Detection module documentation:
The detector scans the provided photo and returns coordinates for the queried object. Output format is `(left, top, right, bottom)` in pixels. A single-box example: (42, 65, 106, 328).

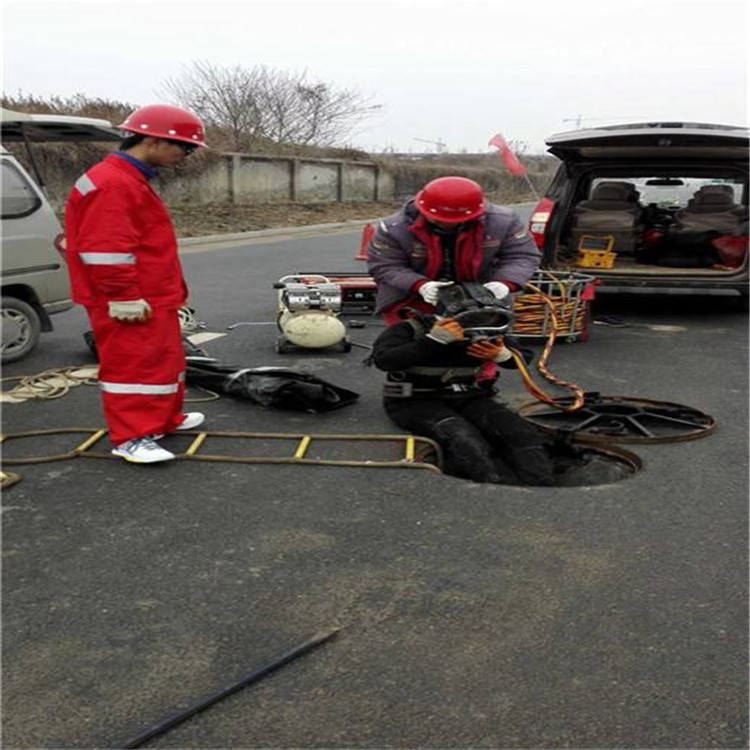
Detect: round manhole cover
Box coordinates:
(519, 394, 716, 444)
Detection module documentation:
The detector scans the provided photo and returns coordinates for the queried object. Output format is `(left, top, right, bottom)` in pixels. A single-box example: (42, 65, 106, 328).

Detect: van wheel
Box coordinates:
(1, 296, 41, 363)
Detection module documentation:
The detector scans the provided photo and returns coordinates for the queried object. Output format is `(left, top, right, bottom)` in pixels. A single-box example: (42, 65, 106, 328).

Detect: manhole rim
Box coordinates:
(518, 394, 717, 444)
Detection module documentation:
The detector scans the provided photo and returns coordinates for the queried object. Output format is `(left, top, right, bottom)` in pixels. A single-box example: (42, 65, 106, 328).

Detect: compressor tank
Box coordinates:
(278, 309, 347, 349)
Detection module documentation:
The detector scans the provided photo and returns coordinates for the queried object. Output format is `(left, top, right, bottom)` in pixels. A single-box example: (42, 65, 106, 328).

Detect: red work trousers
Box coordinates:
(86, 307, 186, 446)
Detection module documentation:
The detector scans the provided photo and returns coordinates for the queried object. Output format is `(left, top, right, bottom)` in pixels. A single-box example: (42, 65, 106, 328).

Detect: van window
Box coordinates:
(1, 160, 42, 219)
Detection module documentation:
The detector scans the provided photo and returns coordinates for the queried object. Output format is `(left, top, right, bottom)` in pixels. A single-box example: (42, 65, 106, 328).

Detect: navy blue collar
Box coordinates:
(114, 151, 159, 181)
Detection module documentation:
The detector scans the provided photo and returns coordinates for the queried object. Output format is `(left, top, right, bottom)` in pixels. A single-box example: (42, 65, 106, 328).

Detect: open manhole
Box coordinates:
(439, 440, 642, 487)
(550, 441, 642, 486)
(519, 393, 716, 444)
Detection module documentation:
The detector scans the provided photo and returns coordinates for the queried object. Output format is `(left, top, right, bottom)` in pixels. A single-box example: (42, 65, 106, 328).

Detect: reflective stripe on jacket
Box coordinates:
(65, 155, 188, 308)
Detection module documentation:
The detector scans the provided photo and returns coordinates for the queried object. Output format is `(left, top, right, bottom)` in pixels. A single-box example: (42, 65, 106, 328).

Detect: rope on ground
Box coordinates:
(185, 385, 221, 403)
(0, 366, 220, 404)
(0, 366, 100, 403)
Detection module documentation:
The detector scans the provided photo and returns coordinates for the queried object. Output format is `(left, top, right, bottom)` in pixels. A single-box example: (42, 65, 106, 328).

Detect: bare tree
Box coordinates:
(159, 62, 381, 149)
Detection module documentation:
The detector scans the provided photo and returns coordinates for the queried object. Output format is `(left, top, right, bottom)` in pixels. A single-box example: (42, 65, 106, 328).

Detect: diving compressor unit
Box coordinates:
(274, 274, 351, 354)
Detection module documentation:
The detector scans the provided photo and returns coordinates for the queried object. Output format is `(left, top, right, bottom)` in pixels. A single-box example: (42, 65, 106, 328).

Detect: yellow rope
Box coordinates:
(508, 277, 587, 412)
(512, 271, 588, 337)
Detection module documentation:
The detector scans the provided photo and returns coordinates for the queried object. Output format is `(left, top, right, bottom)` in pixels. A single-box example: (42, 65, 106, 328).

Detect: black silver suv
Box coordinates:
(529, 122, 749, 300)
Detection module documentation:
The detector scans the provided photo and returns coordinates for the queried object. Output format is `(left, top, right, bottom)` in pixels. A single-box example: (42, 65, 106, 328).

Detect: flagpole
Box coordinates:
(522, 173, 540, 202)
(488, 132, 540, 202)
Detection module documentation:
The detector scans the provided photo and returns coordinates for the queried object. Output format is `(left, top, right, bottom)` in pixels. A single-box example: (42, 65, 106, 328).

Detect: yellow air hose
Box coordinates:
(507, 277, 587, 413)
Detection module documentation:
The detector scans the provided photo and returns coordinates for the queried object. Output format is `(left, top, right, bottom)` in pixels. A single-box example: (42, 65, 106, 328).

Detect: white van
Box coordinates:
(1, 108, 121, 362)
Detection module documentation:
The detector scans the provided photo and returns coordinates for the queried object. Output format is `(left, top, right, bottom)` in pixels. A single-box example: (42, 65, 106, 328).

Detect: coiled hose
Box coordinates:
(508, 279, 587, 413)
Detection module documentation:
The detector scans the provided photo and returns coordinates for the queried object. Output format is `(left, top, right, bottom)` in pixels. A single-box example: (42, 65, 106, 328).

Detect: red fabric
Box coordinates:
(381, 298, 436, 326)
(488, 133, 528, 177)
(644, 230, 666, 245)
(498, 280, 520, 292)
(476, 361, 498, 383)
(87, 307, 186, 446)
(581, 282, 598, 301)
(66, 155, 188, 309)
(384, 217, 510, 324)
(408, 215, 485, 282)
(712, 235, 748, 268)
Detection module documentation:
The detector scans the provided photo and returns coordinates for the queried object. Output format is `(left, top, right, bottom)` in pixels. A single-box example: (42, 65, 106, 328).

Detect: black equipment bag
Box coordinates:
(185, 359, 359, 413)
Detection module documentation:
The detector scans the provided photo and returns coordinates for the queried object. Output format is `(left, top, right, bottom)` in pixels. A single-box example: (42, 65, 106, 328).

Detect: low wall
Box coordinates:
(158, 153, 395, 205)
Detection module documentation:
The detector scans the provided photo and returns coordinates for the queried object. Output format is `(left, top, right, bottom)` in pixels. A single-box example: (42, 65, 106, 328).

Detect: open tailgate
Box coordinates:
(1, 108, 121, 142)
(546, 122, 749, 161)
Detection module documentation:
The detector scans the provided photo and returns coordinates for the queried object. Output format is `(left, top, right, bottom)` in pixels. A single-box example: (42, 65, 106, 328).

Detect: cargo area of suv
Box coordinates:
(529, 122, 749, 297)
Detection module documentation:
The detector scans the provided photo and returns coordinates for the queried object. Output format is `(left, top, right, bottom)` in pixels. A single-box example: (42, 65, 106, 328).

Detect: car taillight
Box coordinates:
(528, 197, 556, 250)
(54, 234, 67, 262)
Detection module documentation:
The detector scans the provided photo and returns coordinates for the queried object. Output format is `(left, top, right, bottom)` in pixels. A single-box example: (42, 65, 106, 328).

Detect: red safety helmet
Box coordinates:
(415, 177, 486, 224)
(119, 105, 207, 147)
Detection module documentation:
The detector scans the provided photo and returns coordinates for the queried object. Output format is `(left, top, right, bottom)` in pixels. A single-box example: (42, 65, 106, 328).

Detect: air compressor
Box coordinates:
(274, 274, 351, 354)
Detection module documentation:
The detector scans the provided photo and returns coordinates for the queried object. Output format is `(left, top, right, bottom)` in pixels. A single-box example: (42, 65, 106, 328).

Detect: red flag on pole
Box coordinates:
(488, 133, 528, 177)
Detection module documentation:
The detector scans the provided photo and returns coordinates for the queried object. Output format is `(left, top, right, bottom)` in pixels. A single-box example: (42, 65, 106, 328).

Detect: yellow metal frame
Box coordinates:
(0, 428, 443, 474)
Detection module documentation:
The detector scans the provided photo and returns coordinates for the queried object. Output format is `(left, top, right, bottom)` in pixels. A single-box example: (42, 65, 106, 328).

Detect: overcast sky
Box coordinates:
(3, 0, 748, 155)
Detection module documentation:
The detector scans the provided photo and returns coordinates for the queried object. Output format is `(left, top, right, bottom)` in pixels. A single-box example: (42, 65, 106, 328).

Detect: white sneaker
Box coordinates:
(151, 413, 205, 440)
(177, 412, 205, 430)
(111, 437, 175, 464)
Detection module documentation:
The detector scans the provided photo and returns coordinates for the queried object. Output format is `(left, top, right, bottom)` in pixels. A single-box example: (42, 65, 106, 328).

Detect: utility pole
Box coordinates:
(563, 114, 586, 129)
(414, 137, 447, 154)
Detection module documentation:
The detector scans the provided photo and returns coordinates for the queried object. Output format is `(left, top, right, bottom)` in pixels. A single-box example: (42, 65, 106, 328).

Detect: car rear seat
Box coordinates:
(671, 185, 747, 236)
(569, 181, 643, 256)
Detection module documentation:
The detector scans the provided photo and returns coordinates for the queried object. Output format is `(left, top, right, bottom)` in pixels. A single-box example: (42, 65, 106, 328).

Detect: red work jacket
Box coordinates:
(65, 154, 188, 309)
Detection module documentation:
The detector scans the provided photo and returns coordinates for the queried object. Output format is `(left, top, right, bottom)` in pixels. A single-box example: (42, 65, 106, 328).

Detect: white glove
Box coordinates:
(418, 280, 453, 305)
(483, 281, 511, 301)
(108, 298, 152, 322)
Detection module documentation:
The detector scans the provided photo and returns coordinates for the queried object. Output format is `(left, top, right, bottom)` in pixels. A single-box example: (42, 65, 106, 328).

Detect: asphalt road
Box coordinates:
(2, 212, 748, 749)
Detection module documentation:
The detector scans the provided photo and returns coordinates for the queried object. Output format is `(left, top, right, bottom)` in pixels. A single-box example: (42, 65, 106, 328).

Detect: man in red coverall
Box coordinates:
(66, 105, 207, 463)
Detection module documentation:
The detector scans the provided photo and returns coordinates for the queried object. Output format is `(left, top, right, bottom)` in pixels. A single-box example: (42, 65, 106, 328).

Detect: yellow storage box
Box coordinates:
(577, 234, 617, 269)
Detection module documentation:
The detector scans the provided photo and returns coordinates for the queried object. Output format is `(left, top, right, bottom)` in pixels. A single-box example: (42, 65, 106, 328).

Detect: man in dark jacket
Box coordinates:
(370, 286, 556, 486)
(367, 176, 541, 324)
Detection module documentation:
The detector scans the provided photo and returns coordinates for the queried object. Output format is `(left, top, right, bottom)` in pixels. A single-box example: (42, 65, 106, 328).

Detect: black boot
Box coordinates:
(432, 417, 506, 483)
(507, 445, 557, 486)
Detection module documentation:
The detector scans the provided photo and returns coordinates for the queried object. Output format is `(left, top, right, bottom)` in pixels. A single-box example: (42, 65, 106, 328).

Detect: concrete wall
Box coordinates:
(232, 156, 291, 203)
(158, 160, 229, 204)
(160, 153, 394, 205)
(297, 161, 340, 202)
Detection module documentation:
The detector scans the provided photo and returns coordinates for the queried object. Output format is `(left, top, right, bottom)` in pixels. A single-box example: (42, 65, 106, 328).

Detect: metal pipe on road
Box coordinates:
(114, 628, 340, 749)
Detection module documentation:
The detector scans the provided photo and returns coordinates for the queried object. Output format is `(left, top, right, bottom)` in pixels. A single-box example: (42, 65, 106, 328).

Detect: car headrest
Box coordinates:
(691, 190, 736, 207)
(590, 182, 639, 202)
